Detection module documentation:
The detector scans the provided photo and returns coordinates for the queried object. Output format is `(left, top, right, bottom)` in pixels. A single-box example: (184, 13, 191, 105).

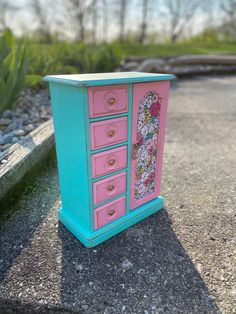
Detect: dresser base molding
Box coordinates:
(59, 196, 164, 247)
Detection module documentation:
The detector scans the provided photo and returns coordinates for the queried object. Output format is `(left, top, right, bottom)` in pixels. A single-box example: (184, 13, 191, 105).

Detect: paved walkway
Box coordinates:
(0, 76, 236, 313)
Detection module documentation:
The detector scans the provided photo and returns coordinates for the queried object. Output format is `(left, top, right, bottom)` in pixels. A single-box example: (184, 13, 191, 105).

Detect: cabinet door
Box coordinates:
(130, 81, 170, 210)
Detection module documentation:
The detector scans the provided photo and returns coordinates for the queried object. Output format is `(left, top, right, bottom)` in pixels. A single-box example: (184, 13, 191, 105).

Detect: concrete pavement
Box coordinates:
(0, 76, 236, 313)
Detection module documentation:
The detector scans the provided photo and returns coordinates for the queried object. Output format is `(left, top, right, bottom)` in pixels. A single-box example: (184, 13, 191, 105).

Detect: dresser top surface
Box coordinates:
(44, 72, 175, 87)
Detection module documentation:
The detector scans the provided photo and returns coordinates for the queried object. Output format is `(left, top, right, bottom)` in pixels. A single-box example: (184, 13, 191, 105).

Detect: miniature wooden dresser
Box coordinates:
(44, 72, 174, 247)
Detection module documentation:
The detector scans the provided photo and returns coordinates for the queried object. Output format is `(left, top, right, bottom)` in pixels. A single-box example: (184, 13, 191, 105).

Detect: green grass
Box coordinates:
(119, 41, 236, 58)
(27, 42, 121, 76)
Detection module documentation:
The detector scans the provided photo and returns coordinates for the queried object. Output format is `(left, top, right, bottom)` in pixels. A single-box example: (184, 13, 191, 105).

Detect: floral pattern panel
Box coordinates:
(134, 91, 161, 200)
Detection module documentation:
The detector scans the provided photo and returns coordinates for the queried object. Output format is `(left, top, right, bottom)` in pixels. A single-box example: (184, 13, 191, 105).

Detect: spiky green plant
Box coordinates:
(0, 29, 41, 113)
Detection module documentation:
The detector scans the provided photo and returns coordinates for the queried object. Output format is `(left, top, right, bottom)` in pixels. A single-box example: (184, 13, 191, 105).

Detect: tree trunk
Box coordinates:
(91, 0, 97, 43)
(139, 0, 148, 44)
(119, 0, 127, 43)
(102, 0, 108, 42)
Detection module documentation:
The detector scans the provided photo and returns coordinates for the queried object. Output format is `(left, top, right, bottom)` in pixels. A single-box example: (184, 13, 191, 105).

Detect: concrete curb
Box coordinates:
(0, 119, 54, 199)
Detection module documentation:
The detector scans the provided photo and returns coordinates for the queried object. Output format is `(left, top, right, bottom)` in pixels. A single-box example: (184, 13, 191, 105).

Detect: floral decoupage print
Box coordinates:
(134, 91, 161, 200)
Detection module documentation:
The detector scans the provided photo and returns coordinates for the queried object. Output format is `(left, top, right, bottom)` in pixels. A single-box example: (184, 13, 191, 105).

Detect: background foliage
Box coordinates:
(0, 0, 235, 112)
(0, 29, 40, 113)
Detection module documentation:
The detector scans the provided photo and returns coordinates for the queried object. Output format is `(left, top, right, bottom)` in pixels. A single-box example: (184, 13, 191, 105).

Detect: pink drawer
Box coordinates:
(93, 172, 127, 205)
(90, 117, 127, 150)
(92, 145, 127, 178)
(88, 84, 128, 118)
(94, 196, 126, 229)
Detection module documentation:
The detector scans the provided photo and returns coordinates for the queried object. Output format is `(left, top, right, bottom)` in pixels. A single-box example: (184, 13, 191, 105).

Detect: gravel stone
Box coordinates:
(1, 143, 11, 151)
(24, 124, 34, 133)
(5, 122, 18, 132)
(122, 258, 134, 270)
(0, 118, 11, 126)
(12, 129, 25, 137)
(2, 133, 13, 144)
(0, 88, 51, 155)
(11, 137, 19, 144)
(81, 304, 89, 310)
(15, 118, 22, 125)
(2, 110, 13, 119)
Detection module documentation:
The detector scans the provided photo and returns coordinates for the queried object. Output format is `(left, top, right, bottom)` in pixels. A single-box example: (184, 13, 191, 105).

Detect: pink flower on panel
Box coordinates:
(149, 102, 160, 117)
(149, 172, 155, 181)
(137, 133, 144, 145)
(148, 147, 154, 155)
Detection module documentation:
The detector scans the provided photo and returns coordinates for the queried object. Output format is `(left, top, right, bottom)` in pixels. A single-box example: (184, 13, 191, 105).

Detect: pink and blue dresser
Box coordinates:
(44, 72, 174, 247)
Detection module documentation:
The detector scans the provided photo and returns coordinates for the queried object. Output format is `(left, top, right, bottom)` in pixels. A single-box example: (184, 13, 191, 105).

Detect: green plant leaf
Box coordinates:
(3, 28, 15, 48)
(0, 30, 39, 113)
(26, 74, 42, 86)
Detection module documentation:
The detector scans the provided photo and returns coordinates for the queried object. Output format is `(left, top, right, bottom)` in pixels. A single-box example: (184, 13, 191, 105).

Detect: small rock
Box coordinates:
(75, 264, 83, 271)
(12, 137, 19, 144)
(5, 122, 18, 132)
(30, 111, 40, 120)
(40, 114, 49, 121)
(1, 143, 11, 151)
(17, 119, 23, 128)
(196, 263, 202, 272)
(2, 110, 13, 119)
(13, 129, 25, 137)
(22, 119, 31, 126)
(24, 124, 34, 133)
(22, 113, 29, 119)
(122, 258, 133, 270)
(2, 133, 13, 144)
(0, 118, 11, 126)
(137, 268, 145, 274)
(16, 107, 21, 113)
(34, 101, 41, 107)
(21, 113, 30, 125)
(230, 289, 236, 297)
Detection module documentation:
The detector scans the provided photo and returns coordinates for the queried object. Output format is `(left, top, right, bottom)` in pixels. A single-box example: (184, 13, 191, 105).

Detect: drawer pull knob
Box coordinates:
(108, 129, 115, 137)
(107, 184, 115, 191)
(109, 209, 115, 216)
(109, 97, 116, 106)
(108, 159, 115, 166)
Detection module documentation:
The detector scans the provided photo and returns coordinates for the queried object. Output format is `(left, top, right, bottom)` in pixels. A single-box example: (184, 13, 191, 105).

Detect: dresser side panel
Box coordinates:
(49, 83, 91, 232)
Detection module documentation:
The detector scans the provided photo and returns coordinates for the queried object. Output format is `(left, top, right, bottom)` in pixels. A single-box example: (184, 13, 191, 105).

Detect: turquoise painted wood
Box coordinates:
(44, 72, 174, 247)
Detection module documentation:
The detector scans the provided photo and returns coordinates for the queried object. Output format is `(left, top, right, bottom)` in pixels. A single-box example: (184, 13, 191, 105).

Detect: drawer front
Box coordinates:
(88, 84, 128, 118)
(94, 196, 126, 229)
(92, 145, 127, 178)
(90, 117, 128, 150)
(93, 172, 127, 205)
